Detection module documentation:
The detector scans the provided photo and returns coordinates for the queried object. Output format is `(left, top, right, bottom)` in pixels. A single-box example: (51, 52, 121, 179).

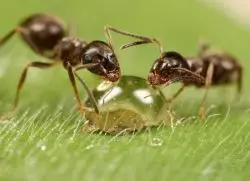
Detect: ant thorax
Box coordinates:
(186, 51, 241, 86)
(53, 37, 88, 66)
(203, 51, 241, 85)
(186, 57, 205, 76)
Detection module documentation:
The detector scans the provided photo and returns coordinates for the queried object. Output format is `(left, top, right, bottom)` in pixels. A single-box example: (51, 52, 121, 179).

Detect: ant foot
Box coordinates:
(0, 108, 17, 121)
(166, 97, 174, 104)
(198, 107, 206, 121)
(77, 104, 86, 117)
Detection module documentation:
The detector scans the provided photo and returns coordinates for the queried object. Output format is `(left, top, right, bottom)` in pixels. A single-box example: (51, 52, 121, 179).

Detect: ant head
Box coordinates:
(81, 41, 120, 82)
(148, 51, 190, 85)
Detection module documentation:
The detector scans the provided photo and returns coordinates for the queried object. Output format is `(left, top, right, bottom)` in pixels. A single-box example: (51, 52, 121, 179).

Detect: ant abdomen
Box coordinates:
(18, 13, 68, 54)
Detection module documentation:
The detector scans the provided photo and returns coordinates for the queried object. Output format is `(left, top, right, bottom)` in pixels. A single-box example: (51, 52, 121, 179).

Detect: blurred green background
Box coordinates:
(0, 0, 250, 180)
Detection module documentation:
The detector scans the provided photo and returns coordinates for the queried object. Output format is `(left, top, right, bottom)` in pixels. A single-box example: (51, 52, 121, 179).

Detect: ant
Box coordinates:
(105, 26, 242, 119)
(0, 13, 122, 118)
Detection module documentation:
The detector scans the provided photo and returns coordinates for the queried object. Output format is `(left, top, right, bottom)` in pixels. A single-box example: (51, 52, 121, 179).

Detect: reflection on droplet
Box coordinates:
(133, 89, 153, 104)
(99, 87, 122, 105)
(40, 145, 47, 151)
(150, 138, 163, 147)
(96, 81, 113, 91)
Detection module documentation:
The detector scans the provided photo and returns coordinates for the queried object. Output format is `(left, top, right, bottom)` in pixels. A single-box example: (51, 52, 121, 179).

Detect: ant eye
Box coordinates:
(107, 53, 115, 61)
(103, 54, 117, 71)
(84, 54, 92, 63)
(171, 59, 179, 67)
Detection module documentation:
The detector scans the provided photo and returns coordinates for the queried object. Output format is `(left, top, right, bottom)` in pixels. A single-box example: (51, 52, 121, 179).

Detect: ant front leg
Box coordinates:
(74, 65, 99, 114)
(165, 67, 206, 106)
(198, 63, 214, 121)
(65, 63, 99, 115)
(166, 84, 186, 104)
(164, 84, 186, 119)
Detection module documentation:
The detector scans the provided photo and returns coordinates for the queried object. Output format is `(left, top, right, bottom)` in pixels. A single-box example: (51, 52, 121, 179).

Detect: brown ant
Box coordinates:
(0, 14, 122, 118)
(105, 26, 242, 119)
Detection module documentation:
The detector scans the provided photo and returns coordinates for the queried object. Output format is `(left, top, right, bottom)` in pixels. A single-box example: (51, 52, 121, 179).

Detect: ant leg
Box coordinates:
(65, 63, 99, 115)
(165, 84, 185, 114)
(166, 84, 186, 104)
(237, 66, 242, 95)
(66, 63, 85, 115)
(14, 62, 57, 110)
(104, 25, 115, 51)
(0, 29, 16, 49)
(0, 62, 57, 120)
(104, 25, 164, 54)
(198, 63, 214, 120)
(233, 66, 243, 102)
(73, 64, 99, 114)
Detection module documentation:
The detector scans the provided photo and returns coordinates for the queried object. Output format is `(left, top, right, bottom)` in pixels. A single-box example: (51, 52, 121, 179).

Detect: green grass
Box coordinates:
(1, 0, 250, 180)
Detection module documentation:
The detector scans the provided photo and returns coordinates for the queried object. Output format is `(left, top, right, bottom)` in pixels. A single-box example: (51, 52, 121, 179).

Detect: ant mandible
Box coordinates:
(104, 26, 242, 120)
(0, 13, 122, 118)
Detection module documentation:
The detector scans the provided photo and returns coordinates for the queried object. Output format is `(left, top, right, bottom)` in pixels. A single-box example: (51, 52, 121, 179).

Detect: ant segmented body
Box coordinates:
(105, 26, 242, 119)
(147, 43, 242, 119)
(0, 14, 121, 117)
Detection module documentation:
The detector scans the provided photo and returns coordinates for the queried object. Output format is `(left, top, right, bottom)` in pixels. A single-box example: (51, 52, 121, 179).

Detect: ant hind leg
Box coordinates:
(0, 62, 57, 120)
(198, 63, 214, 121)
(0, 29, 17, 49)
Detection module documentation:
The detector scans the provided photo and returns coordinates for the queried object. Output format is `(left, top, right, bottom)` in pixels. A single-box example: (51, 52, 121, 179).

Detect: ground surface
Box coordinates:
(0, 0, 250, 181)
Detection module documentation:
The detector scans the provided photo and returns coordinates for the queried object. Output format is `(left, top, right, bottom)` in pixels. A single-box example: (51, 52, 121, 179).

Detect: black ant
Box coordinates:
(105, 26, 242, 119)
(0, 13, 122, 118)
